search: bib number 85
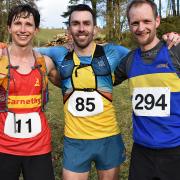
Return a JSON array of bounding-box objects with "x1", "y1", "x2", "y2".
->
[
  {"x1": 76, "y1": 97, "x2": 95, "y2": 112},
  {"x1": 68, "y1": 91, "x2": 104, "y2": 117},
  {"x1": 132, "y1": 87, "x2": 170, "y2": 117}
]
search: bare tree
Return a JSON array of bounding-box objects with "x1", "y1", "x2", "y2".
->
[
  {"x1": 159, "y1": 0, "x2": 162, "y2": 17},
  {"x1": 171, "y1": 0, "x2": 177, "y2": 16},
  {"x1": 177, "y1": 0, "x2": 179, "y2": 16}
]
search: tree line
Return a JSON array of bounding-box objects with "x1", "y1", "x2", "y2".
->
[
  {"x1": 0, "y1": 0, "x2": 179, "y2": 45},
  {"x1": 62, "y1": 0, "x2": 180, "y2": 44}
]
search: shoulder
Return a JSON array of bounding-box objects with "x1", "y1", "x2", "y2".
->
[
  {"x1": 35, "y1": 46, "x2": 68, "y2": 56},
  {"x1": 117, "y1": 49, "x2": 136, "y2": 74},
  {"x1": 43, "y1": 55, "x2": 53, "y2": 63},
  {"x1": 44, "y1": 55, "x2": 56, "y2": 74},
  {"x1": 46, "y1": 45, "x2": 68, "y2": 52},
  {"x1": 123, "y1": 50, "x2": 135, "y2": 62},
  {"x1": 169, "y1": 44, "x2": 180, "y2": 57},
  {"x1": 35, "y1": 46, "x2": 69, "y2": 66},
  {"x1": 34, "y1": 51, "x2": 55, "y2": 74},
  {"x1": 103, "y1": 43, "x2": 129, "y2": 60},
  {"x1": 99, "y1": 43, "x2": 129, "y2": 71}
]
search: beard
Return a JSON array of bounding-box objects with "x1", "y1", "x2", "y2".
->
[
  {"x1": 134, "y1": 30, "x2": 156, "y2": 47},
  {"x1": 72, "y1": 32, "x2": 94, "y2": 49}
]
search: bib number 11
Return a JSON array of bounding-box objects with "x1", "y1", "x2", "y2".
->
[
  {"x1": 4, "y1": 112, "x2": 42, "y2": 138},
  {"x1": 15, "y1": 119, "x2": 32, "y2": 133}
]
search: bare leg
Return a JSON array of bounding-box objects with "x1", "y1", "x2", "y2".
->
[
  {"x1": 63, "y1": 168, "x2": 89, "y2": 180},
  {"x1": 97, "y1": 166, "x2": 120, "y2": 180}
]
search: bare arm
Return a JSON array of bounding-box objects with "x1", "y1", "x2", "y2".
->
[{"x1": 44, "y1": 55, "x2": 61, "y2": 87}]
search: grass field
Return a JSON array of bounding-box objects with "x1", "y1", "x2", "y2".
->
[
  {"x1": 46, "y1": 81, "x2": 133, "y2": 180},
  {"x1": 35, "y1": 28, "x2": 66, "y2": 46}
]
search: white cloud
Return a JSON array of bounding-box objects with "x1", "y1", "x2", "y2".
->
[{"x1": 36, "y1": 0, "x2": 70, "y2": 28}]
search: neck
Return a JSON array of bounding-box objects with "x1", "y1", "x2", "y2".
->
[
  {"x1": 74, "y1": 41, "x2": 95, "y2": 56},
  {"x1": 9, "y1": 43, "x2": 33, "y2": 58},
  {"x1": 140, "y1": 36, "x2": 160, "y2": 52}
]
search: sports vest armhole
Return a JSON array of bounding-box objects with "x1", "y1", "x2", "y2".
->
[
  {"x1": 168, "y1": 48, "x2": 180, "y2": 77},
  {"x1": 0, "y1": 48, "x2": 9, "y2": 78},
  {"x1": 0, "y1": 48, "x2": 10, "y2": 112},
  {"x1": 64, "y1": 51, "x2": 74, "y2": 61},
  {"x1": 93, "y1": 45, "x2": 114, "y2": 87},
  {"x1": 33, "y1": 52, "x2": 49, "y2": 111},
  {"x1": 33, "y1": 52, "x2": 48, "y2": 85},
  {"x1": 93, "y1": 45, "x2": 111, "y2": 72},
  {"x1": 127, "y1": 50, "x2": 137, "y2": 78},
  {"x1": 93, "y1": 45, "x2": 105, "y2": 58}
]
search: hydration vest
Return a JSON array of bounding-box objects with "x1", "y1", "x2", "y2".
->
[
  {"x1": 60, "y1": 44, "x2": 113, "y2": 103},
  {"x1": 0, "y1": 48, "x2": 48, "y2": 112}
]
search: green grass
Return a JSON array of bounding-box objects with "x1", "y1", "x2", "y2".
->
[
  {"x1": 34, "y1": 28, "x2": 66, "y2": 46},
  {"x1": 46, "y1": 81, "x2": 133, "y2": 180}
]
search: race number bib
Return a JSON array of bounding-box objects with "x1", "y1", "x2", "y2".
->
[
  {"x1": 132, "y1": 87, "x2": 170, "y2": 117},
  {"x1": 68, "y1": 91, "x2": 104, "y2": 117},
  {"x1": 4, "y1": 112, "x2": 42, "y2": 138}
]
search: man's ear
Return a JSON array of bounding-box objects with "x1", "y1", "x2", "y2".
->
[
  {"x1": 156, "y1": 16, "x2": 161, "y2": 28},
  {"x1": 8, "y1": 26, "x2": 11, "y2": 34},
  {"x1": 67, "y1": 27, "x2": 71, "y2": 35},
  {"x1": 34, "y1": 28, "x2": 39, "y2": 36}
]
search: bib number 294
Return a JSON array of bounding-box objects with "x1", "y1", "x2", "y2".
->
[{"x1": 132, "y1": 87, "x2": 170, "y2": 117}]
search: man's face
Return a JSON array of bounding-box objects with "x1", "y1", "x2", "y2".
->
[
  {"x1": 8, "y1": 13, "x2": 38, "y2": 47},
  {"x1": 69, "y1": 11, "x2": 96, "y2": 49},
  {"x1": 128, "y1": 3, "x2": 160, "y2": 48}
]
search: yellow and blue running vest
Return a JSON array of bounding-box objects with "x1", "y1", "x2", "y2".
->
[
  {"x1": 128, "y1": 45, "x2": 180, "y2": 148},
  {"x1": 60, "y1": 44, "x2": 120, "y2": 139}
]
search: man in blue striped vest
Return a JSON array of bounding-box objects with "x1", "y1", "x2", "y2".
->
[{"x1": 115, "y1": 0, "x2": 180, "y2": 180}]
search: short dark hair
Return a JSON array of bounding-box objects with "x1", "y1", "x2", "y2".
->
[
  {"x1": 7, "y1": 4, "x2": 40, "y2": 28},
  {"x1": 127, "y1": 0, "x2": 158, "y2": 22},
  {"x1": 68, "y1": 4, "x2": 96, "y2": 26}
]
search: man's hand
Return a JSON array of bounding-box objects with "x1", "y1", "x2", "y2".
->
[{"x1": 162, "y1": 32, "x2": 180, "y2": 49}]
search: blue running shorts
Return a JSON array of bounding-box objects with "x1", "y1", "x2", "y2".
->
[{"x1": 63, "y1": 134, "x2": 126, "y2": 173}]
